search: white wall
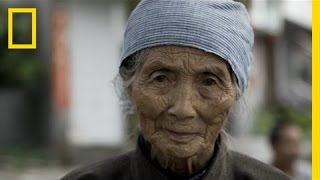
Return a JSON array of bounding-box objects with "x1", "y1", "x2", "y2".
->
[
  {"x1": 283, "y1": 0, "x2": 311, "y2": 29},
  {"x1": 67, "y1": 1, "x2": 126, "y2": 146},
  {"x1": 251, "y1": 0, "x2": 311, "y2": 33}
]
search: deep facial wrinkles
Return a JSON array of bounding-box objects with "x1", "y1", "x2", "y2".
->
[{"x1": 130, "y1": 46, "x2": 236, "y2": 174}]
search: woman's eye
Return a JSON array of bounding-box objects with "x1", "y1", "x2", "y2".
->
[
  {"x1": 153, "y1": 75, "x2": 168, "y2": 83},
  {"x1": 202, "y1": 78, "x2": 216, "y2": 86}
]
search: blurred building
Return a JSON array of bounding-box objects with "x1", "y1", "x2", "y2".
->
[{"x1": 51, "y1": 0, "x2": 129, "y2": 163}]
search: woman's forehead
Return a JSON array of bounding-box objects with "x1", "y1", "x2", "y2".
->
[{"x1": 143, "y1": 46, "x2": 229, "y2": 69}]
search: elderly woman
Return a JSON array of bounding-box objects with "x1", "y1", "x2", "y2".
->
[{"x1": 62, "y1": 0, "x2": 291, "y2": 179}]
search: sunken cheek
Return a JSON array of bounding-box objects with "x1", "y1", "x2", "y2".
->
[{"x1": 131, "y1": 77, "x2": 172, "y2": 118}]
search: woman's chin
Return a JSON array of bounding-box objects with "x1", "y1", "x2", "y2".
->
[
  {"x1": 167, "y1": 144, "x2": 201, "y2": 158},
  {"x1": 151, "y1": 134, "x2": 205, "y2": 159}
]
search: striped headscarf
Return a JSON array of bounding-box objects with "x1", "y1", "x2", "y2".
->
[{"x1": 120, "y1": 0, "x2": 254, "y2": 93}]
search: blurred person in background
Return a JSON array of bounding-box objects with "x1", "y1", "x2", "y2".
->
[
  {"x1": 269, "y1": 120, "x2": 311, "y2": 180},
  {"x1": 61, "y1": 0, "x2": 290, "y2": 179}
]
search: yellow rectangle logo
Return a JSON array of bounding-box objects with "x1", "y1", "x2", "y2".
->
[{"x1": 8, "y1": 8, "x2": 37, "y2": 49}]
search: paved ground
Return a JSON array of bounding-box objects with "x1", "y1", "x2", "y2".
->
[{"x1": 0, "y1": 167, "x2": 71, "y2": 180}]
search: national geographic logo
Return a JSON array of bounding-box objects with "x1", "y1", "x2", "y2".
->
[{"x1": 8, "y1": 8, "x2": 36, "y2": 49}]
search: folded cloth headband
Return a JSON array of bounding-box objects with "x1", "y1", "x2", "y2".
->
[{"x1": 120, "y1": 0, "x2": 254, "y2": 93}]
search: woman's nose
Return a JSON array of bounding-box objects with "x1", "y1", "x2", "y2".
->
[{"x1": 167, "y1": 86, "x2": 197, "y2": 120}]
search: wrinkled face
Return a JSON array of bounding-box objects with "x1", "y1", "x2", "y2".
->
[{"x1": 130, "y1": 46, "x2": 237, "y2": 159}]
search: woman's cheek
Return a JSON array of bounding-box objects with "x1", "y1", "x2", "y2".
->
[
  {"x1": 198, "y1": 92, "x2": 235, "y2": 125},
  {"x1": 132, "y1": 80, "x2": 170, "y2": 119},
  {"x1": 206, "y1": 118, "x2": 225, "y2": 142}
]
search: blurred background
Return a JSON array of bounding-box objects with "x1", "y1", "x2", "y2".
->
[{"x1": 0, "y1": 0, "x2": 311, "y2": 179}]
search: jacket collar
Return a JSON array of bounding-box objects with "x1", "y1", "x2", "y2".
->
[{"x1": 130, "y1": 134, "x2": 230, "y2": 180}]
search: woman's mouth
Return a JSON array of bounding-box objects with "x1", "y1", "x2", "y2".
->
[{"x1": 166, "y1": 129, "x2": 197, "y2": 143}]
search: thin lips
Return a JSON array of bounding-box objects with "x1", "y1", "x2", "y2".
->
[
  {"x1": 166, "y1": 129, "x2": 197, "y2": 143},
  {"x1": 166, "y1": 129, "x2": 198, "y2": 136}
]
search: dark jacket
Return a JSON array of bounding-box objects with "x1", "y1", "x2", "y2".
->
[{"x1": 61, "y1": 136, "x2": 291, "y2": 180}]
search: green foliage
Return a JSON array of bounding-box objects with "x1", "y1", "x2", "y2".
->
[
  {"x1": 234, "y1": 0, "x2": 251, "y2": 10},
  {"x1": 0, "y1": 146, "x2": 53, "y2": 168},
  {"x1": 255, "y1": 106, "x2": 311, "y2": 139},
  {"x1": 0, "y1": 4, "x2": 47, "y2": 88}
]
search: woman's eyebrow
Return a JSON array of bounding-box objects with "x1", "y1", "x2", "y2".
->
[{"x1": 198, "y1": 66, "x2": 229, "y2": 79}]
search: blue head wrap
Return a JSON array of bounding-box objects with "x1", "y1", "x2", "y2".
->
[{"x1": 120, "y1": 0, "x2": 254, "y2": 93}]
